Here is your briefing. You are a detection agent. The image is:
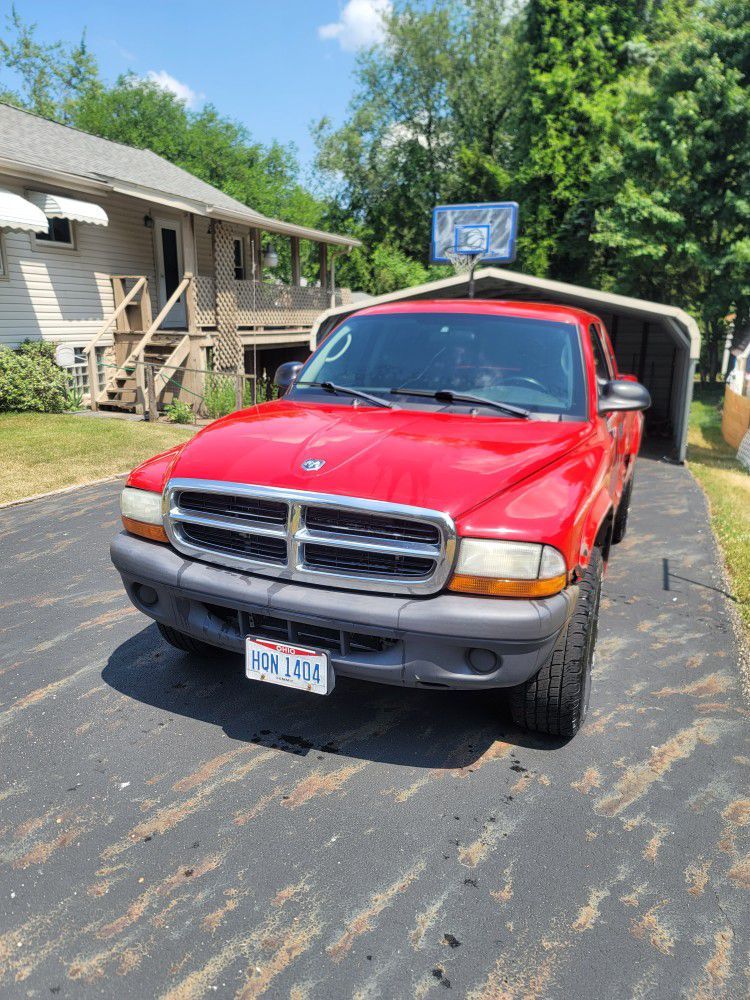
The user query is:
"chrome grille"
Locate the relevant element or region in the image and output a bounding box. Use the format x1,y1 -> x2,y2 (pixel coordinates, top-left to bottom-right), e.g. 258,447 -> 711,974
303,507 -> 440,545
181,522 -> 287,563
164,479 -> 456,595
303,543 -> 434,579
180,491 -> 286,525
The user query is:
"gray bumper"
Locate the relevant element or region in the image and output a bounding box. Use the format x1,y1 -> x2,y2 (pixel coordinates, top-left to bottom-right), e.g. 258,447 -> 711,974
110,532 -> 578,690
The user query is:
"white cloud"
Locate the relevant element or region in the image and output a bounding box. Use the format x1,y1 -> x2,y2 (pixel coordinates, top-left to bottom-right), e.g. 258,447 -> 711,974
144,70 -> 202,108
318,0 -> 391,52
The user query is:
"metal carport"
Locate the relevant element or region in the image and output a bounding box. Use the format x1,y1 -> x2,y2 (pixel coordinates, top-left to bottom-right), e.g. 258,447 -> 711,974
313,268 -> 701,462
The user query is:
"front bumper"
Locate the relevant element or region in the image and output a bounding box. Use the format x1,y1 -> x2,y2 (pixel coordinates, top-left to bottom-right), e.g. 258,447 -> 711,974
111,532 -> 578,690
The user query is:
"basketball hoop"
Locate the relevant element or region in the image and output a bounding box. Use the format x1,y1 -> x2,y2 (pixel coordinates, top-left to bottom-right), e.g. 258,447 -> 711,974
443,247 -> 484,274
442,246 -> 485,298
431,202 -> 519,298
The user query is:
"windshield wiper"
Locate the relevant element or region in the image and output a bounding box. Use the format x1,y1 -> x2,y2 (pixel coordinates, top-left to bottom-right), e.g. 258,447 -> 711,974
296,380 -> 394,409
390,387 -> 530,418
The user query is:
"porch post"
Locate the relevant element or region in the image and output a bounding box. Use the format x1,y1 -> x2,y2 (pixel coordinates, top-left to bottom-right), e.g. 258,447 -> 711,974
212,220 -> 243,375
319,243 -> 328,290
291,237 -> 301,285
180,213 -> 204,403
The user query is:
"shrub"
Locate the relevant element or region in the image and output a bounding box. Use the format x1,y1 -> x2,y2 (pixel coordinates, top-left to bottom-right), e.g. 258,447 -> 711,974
63,384 -> 85,411
203,372 -> 237,419
0,340 -> 69,413
164,399 -> 193,424
243,376 -> 280,406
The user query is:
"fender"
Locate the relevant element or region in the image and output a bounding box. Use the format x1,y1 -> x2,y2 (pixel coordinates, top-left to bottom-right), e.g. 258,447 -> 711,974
456,433 -> 612,575
579,486 -> 614,572
127,442 -> 189,493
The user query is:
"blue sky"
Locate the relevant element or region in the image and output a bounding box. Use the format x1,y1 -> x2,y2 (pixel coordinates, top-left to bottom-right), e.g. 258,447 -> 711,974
4,1 -> 392,177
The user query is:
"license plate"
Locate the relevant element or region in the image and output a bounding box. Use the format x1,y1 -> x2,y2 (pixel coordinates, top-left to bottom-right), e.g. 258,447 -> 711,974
245,636 -> 333,696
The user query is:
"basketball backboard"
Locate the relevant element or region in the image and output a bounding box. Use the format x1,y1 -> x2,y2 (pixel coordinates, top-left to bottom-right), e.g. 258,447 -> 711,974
430,202 -> 518,265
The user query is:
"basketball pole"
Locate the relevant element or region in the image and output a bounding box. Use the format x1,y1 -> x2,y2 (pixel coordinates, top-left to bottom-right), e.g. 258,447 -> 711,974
468,258 -> 479,299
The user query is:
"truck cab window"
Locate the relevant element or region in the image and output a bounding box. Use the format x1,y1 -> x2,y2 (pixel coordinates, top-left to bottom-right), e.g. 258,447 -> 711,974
588,325 -> 613,383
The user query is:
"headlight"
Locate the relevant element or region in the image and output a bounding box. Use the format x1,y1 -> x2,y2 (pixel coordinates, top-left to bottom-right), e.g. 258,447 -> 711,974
121,487 -> 168,542
449,539 -> 567,597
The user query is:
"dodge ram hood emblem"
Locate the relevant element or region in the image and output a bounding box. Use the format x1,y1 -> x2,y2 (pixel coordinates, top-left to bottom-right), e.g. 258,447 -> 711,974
301,458 -> 326,471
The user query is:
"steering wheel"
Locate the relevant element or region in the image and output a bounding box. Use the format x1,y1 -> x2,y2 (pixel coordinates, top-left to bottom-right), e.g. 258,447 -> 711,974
498,375 -> 548,393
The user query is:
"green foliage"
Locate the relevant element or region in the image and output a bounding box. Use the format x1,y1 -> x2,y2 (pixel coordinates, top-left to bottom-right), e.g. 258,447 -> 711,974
590,0 -> 750,377
244,377 -> 280,407
164,399 -> 194,424
63,384 -> 84,412
203,373 -> 237,420
0,341 -> 69,413
318,0 -> 748,375
0,5 -> 97,121
513,0 -> 657,278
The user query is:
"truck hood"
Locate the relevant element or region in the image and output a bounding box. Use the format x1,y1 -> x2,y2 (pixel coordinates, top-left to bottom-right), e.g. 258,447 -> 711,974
171,400 -> 591,519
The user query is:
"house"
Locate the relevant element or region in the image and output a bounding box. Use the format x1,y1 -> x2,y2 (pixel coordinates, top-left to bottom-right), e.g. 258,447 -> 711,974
0,102 -> 359,412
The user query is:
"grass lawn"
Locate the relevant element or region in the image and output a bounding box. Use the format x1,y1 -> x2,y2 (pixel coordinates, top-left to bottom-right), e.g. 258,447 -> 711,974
0,413 -> 198,504
687,383 -> 750,638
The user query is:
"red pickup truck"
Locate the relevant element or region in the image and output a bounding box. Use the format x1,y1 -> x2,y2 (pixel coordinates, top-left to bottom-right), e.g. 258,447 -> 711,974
111,300 -> 650,738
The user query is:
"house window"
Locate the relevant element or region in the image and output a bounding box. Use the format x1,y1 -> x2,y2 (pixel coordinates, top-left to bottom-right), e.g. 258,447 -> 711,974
234,238 -> 246,280
35,217 -> 75,247
0,233 -> 6,278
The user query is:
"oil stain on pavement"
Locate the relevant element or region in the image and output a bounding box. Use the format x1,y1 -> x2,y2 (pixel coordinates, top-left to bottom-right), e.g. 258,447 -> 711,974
0,456 -> 748,998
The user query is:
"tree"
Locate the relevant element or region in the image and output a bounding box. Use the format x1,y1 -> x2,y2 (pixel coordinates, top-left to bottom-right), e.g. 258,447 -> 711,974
315,1 -> 521,263
0,4 -> 97,120
316,2 -> 457,258
591,0 -> 750,378
512,0 -> 658,279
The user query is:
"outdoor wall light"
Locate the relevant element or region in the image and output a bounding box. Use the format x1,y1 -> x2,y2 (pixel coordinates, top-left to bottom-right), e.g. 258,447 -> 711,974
262,243 -> 279,268
143,214 -> 154,229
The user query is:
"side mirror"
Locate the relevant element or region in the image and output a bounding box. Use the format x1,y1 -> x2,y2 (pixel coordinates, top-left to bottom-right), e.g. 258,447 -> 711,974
274,361 -> 303,391
598,379 -> 651,414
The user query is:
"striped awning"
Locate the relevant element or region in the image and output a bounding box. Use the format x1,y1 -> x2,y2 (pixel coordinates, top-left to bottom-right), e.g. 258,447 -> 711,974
27,190 -> 108,226
0,188 -> 49,233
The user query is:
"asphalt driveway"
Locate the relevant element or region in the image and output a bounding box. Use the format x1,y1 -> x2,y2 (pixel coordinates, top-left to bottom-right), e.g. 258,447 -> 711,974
0,457 -> 748,998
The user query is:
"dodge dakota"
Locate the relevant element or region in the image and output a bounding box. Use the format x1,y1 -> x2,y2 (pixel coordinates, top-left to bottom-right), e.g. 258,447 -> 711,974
111,300 -> 650,737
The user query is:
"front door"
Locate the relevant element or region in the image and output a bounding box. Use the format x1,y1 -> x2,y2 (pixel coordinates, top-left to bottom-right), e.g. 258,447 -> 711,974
154,219 -> 187,328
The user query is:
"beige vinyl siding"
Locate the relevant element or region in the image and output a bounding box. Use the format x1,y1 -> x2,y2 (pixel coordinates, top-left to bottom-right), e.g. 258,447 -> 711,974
0,183 -> 158,348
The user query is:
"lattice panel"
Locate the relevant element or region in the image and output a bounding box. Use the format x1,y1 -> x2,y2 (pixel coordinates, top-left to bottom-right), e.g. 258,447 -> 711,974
195,276 -> 216,327
236,281 -> 345,327
212,222 -> 243,373
194,273 -> 349,332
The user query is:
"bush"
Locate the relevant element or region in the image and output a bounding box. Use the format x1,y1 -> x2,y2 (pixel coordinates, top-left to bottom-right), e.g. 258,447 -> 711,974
243,376 -> 280,406
0,340 -> 70,413
164,399 -> 193,424
203,372 -> 237,419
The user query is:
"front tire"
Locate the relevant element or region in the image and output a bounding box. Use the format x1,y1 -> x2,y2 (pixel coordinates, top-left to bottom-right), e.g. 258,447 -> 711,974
509,549 -> 602,738
157,622 -> 215,656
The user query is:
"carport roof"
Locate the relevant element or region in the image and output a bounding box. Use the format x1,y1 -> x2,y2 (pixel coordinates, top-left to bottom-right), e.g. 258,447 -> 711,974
312,267 -> 701,358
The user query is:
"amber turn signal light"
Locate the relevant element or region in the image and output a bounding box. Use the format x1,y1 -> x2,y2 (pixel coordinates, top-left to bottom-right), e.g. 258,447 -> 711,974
448,573 -> 568,598
122,516 -> 169,543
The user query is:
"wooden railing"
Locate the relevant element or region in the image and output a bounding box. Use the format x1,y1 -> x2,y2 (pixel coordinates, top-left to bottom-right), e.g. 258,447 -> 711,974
194,276 -> 348,329
95,276 -> 192,406
84,276 -> 147,405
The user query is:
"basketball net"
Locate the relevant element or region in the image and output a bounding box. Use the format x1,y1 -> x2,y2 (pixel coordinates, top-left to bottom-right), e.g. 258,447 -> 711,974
443,247 -> 484,298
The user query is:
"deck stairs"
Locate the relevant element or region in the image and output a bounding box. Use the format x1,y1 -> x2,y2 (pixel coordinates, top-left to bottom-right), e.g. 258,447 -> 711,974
97,332 -> 191,412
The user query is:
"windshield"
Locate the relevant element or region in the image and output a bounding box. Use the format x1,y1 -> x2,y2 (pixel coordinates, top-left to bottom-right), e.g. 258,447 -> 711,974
293,311 -> 587,418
